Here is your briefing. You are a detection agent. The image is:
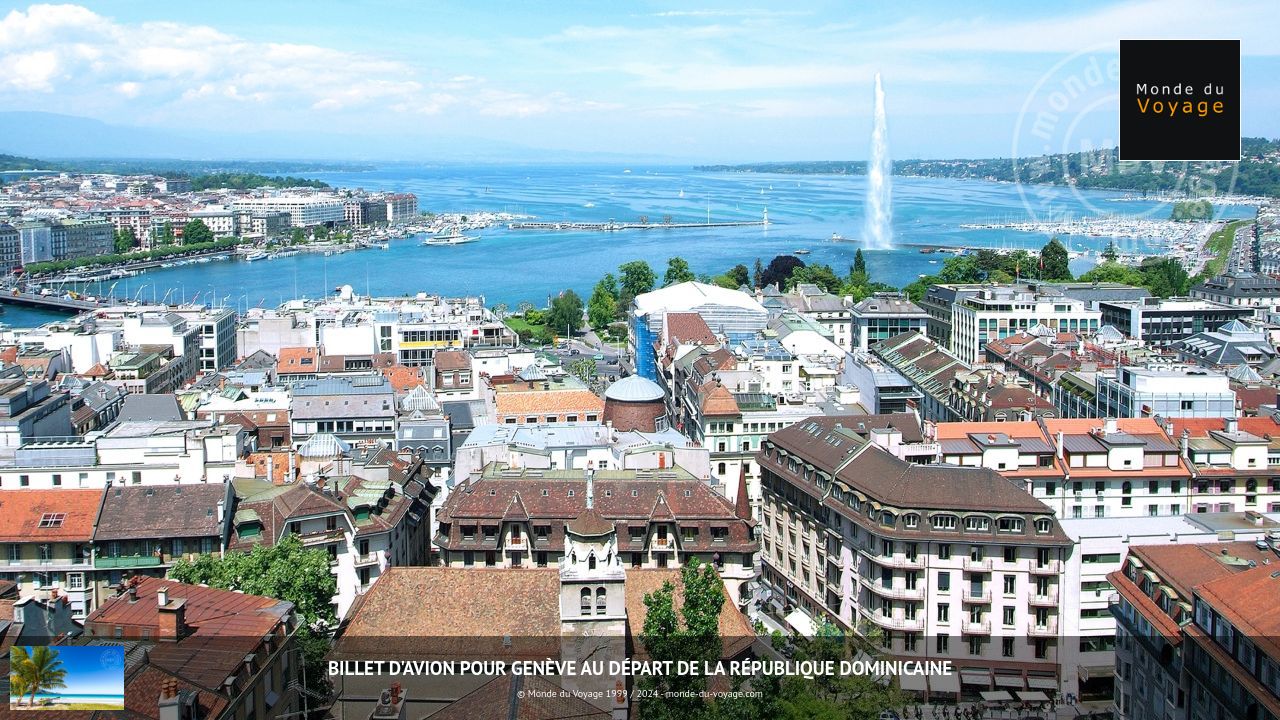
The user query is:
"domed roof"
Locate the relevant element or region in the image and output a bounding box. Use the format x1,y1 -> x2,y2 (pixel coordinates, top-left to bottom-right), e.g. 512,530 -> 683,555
604,375 -> 664,403
298,433 -> 351,459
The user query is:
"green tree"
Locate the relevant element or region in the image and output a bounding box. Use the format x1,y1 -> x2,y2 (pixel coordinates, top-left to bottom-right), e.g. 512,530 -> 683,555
588,276 -> 619,329
1039,238 -> 1072,280
158,222 -> 176,246
664,256 -> 696,286
619,260 -> 657,298
769,623 -> 907,719
1102,240 -> 1119,262
169,534 -> 337,701
492,302 -> 509,318
752,258 -> 764,288
1140,257 -> 1191,297
789,262 -> 842,292
853,249 -> 867,276
290,227 -> 306,245
759,255 -> 806,289
545,289 -> 585,337
11,645 -> 67,708
182,219 -> 214,246
637,558 -> 725,720
113,228 -> 137,254
567,357 -> 597,385
725,264 -> 750,288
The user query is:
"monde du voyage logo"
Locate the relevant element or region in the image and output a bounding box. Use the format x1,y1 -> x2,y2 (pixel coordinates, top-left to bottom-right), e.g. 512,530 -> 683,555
1120,40 -> 1240,162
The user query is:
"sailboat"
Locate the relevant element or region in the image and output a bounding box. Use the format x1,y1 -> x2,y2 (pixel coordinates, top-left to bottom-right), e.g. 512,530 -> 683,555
679,189 -> 685,198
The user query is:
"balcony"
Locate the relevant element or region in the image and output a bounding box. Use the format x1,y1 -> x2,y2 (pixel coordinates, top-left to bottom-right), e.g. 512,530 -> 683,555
1030,560 -> 1062,575
1028,618 -> 1059,636
962,588 -> 992,603
5,558 -> 92,570
1029,592 -> 1059,607
963,557 -> 993,571
353,552 -> 381,568
864,579 -> 925,601
506,536 -> 526,550
299,529 -> 346,547
651,537 -> 675,552
95,555 -> 164,569
862,549 -> 924,569
961,619 -> 992,634
869,613 -> 924,631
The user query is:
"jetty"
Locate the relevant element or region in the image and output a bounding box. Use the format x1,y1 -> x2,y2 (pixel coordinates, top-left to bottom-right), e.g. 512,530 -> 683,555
508,211 -> 770,233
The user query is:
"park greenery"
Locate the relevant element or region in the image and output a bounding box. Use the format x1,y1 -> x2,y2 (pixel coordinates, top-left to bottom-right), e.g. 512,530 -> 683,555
169,534 -> 337,702
189,172 -> 329,191
24,234 -> 242,275
1171,200 -> 1213,221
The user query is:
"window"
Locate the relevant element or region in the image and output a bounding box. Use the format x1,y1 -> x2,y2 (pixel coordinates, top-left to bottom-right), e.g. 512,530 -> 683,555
1003,575 -> 1016,595
936,635 -> 949,654
485,551 -> 496,567
997,517 -> 1024,533
51,474 -> 61,487
580,588 -> 591,616
937,603 -> 950,622
938,544 -> 951,560
937,572 -> 950,592
1002,637 -> 1015,657
1003,546 -> 1017,563
1003,607 -> 1015,626
963,516 -> 989,532
37,513 -> 65,529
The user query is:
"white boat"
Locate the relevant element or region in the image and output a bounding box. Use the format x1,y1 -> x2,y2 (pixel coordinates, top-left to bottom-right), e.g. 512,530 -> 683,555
583,202 -> 595,208
794,249 -> 811,255
424,230 -> 479,246
831,232 -> 846,241
244,251 -> 268,262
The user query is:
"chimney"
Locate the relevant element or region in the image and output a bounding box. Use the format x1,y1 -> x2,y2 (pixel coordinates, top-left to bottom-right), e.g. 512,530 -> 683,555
1103,417 -> 1118,435
158,679 -> 184,720
1180,429 -> 1190,459
585,463 -> 595,509
370,683 -> 408,720
1055,431 -> 1064,460
157,593 -> 187,642
157,586 -> 168,607
216,498 -> 225,524
1225,417 -> 1239,434
128,586 -> 138,603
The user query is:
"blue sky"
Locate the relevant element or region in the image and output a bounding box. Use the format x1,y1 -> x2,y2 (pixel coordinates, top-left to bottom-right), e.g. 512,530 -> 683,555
0,1 -> 1277,161
9,646 -> 124,697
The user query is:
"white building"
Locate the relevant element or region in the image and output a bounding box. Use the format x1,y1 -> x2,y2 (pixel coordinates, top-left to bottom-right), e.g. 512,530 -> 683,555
1094,365 -> 1237,419
231,196 -> 345,227
951,286 -> 1101,364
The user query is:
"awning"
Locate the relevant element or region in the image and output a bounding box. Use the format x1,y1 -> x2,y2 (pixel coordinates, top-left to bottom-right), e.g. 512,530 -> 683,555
1017,691 -> 1050,702
784,609 -> 816,638
994,675 -> 1023,688
899,673 -> 928,692
959,670 -> 989,686
930,672 -> 961,694
1027,676 -> 1060,689
980,690 -> 1013,702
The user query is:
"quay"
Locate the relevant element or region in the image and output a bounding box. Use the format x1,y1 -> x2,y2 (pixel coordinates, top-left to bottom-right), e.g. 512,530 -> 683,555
508,212 -> 769,233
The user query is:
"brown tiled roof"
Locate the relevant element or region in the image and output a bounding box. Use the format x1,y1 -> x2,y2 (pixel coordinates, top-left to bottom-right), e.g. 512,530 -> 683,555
333,567 -> 563,660
430,674 -> 610,720
495,390 -> 604,418
276,346 -> 317,374
1129,542 -> 1269,600
123,664 -> 230,720
245,451 -> 296,485
434,350 -> 472,371
83,362 -> 113,378
380,365 -> 425,393
665,312 -> 718,346
566,507 -> 613,536
0,489 -> 101,542
626,569 -> 755,660
86,576 -> 292,690
94,484 -> 225,541
698,381 -> 739,416
1194,564 -> 1280,660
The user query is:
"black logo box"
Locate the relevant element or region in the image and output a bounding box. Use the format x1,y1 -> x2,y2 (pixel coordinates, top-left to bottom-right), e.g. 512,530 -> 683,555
1119,39 -> 1240,162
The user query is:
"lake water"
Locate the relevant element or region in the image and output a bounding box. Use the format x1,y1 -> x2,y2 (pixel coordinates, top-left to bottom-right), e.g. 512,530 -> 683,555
4,165 -> 1255,327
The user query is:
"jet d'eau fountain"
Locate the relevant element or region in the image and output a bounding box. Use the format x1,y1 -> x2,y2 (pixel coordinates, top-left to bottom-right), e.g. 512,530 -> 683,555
863,73 -> 893,250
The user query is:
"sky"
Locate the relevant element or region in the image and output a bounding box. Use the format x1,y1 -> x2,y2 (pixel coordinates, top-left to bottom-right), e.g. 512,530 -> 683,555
9,646 -> 125,698
0,1 -> 1278,162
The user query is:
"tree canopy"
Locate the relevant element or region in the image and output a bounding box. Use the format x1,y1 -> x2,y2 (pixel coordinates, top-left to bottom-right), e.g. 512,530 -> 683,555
664,256 -> 696,286
181,218 -> 214,246
546,289 -> 585,336
588,274 -> 620,329
1039,238 -> 1072,281
758,255 -> 806,290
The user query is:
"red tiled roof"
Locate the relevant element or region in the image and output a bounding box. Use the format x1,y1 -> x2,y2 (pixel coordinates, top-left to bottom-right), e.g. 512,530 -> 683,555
381,365 -> 424,394
665,312 -> 718,346
1169,416 -> 1280,438
0,489 -> 101,542
276,347 -> 317,374
433,350 -> 472,371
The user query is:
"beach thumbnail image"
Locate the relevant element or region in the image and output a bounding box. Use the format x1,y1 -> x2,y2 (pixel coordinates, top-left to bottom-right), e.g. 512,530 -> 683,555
8,646 -> 125,711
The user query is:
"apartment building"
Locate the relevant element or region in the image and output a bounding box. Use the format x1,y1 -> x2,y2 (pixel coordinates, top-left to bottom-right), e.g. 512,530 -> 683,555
229,448 -> 435,618
1109,541 -> 1280,720
950,285 -> 1101,364
759,416 -> 1073,698
0,365 -> 74,462
0,222 -> 21,272
1099,297 -> 1252,346
433,464 -> 759,605
230,195 -> 345,227
850,293 -> 929,352
0,417 -> 244,489
289,375 -> 397,446
0,488 -> 100,617
773,283 -> 855,351
1191,270 -> 1280,318
1169,416 -> 1280,514
872,331 -> 970,422
384,193 -> 419,223
83,577 -> 301,720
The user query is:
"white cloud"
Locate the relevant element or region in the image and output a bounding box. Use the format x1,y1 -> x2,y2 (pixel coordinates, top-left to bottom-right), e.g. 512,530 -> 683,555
0,50 -> 60,91
115,81 -> 140,98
